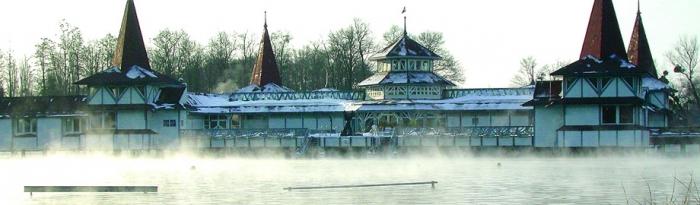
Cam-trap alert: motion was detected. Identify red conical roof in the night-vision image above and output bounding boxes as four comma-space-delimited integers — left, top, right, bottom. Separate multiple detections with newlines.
112, 0, 151, 71
580, 0, 628, 61
250, 16, 282, 86
628, 10, 657, 78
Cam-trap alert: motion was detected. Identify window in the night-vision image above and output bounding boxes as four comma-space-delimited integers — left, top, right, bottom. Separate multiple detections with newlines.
472, 117, 479, 126
602, 105, 634, 124
602, 106, 617, 124
205, 115, 227, 129
17, 118, 37, 134
64, 118, 84, 133
230, 115, 241, 129
163, 120, 177, 127
90, 112, 116, 129
619, 106, 634, 124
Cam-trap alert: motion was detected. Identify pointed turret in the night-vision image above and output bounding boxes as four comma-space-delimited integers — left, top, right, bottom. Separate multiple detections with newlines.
250, 12, 282, 86
75, 0, 180, 86
627, 4, 658, 78
551, 0, 645, 76
112, 0, 151, 71
580, 0, 628, 60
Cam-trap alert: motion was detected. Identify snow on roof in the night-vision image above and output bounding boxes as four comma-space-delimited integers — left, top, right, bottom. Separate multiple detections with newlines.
369, 35, 441, 60
236, 83, 293, 93
186, 93, 357, 113
358, 88, 533, 111
642, 77, 672, 96
358, 72, 455, 86
314, 88, 339, 92
125, 65, 157, 79
188, 87, 533, 113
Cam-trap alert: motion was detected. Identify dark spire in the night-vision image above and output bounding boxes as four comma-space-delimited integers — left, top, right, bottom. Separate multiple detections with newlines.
402, 6, 407, 36
250, 12, 282, 86
579, 0, 628, 61
627, 0, 657, 77
112, 0, 150, 71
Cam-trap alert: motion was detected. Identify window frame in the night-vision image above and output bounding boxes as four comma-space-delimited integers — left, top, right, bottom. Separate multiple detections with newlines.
163, 119, 177, 127
63, 117, 85, 134
205, 115, 228, 129
16, 118, 38, 135
601, 105, 635, 125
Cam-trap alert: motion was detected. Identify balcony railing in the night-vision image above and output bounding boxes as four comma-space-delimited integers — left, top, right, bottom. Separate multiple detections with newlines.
229, 91, 365, 101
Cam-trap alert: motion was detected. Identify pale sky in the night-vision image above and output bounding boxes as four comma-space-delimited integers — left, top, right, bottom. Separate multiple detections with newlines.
1, 0, 698, 88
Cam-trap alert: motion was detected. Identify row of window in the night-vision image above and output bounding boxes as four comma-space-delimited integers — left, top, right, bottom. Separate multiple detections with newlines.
204, 115, 242, 129
90, 86, 147, 100
602, 105, 634, 124
564, 77, 637, 94
15, 112, 178, 135
376, 60, 433, 72
16, 118, 83, 135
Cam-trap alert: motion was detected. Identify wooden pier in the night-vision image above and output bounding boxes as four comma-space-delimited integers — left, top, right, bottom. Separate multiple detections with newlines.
25, 186, 157, 195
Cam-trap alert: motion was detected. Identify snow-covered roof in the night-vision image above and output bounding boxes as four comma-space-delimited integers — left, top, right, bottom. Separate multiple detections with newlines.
185, 93, 358, 113
369, 35, 441, 60
358, 88, 533, 111
236, 83, 293, 93
642, 77, 673, 96
74, 65, 181, 86
313, 88, 339, 92
358, 71, 455, 86
187, 87, 533, 113
551, 54, 648, 76
125, 65, 157, 79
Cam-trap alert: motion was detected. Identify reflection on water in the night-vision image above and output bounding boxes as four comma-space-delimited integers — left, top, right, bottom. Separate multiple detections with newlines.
0, 154, 698, 204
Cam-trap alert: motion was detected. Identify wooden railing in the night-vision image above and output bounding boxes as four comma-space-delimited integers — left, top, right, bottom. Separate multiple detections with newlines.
443, 88, 533, 99
229, 91, 365, 101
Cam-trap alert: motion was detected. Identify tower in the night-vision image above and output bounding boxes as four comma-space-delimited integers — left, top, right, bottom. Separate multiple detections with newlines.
358, 16, 454, 100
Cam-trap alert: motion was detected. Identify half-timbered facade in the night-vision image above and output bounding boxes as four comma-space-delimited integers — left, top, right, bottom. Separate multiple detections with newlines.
525, 0, 671, 148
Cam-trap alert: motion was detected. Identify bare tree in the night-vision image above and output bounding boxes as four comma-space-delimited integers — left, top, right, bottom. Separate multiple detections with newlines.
511, 56, 538, 87
0, 49, 5, 97
18, 56, 34, 96
666, 36, 699, 110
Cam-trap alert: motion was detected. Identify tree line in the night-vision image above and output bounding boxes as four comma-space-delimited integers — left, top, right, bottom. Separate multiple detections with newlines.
0, 19, 464, 97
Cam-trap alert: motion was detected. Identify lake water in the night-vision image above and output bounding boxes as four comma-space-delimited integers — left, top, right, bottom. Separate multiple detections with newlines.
1, 153, 699, 204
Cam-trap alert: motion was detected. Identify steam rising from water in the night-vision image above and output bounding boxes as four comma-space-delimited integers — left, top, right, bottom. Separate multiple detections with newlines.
0, 153, 698, 204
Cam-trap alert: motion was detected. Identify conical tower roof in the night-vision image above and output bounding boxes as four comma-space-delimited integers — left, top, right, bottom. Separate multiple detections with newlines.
579, 0, 628, 60
627, 7, 657, 78
75, 0, 180, 86
551, 0, 646, 76
112, 0, 151, 71
250, 13, 282, 86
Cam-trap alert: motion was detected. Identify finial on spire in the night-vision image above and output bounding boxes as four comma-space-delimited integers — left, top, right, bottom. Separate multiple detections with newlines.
402, 6, 407, 36
264, 11, 268, 28
637, 0, 641, 14
404, 16, 407, 36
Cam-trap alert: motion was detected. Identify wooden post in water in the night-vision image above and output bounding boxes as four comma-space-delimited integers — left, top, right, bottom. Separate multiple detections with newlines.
284, 181, 437, 191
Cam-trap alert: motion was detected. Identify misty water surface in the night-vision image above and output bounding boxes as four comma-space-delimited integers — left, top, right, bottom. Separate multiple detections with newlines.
0, 153, 698, 204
